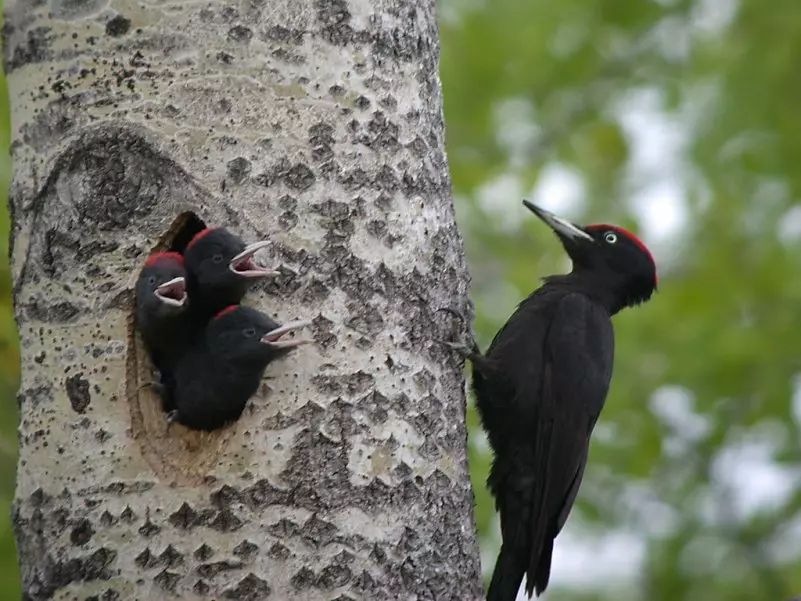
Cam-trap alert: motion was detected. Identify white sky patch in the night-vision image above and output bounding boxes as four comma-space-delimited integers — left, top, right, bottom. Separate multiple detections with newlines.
528, 162, 587, 218
475, 278, 522, 324
678, 534, 729, 575
620, 481, 681, 538
548, 523, 646, 592
475, 173, 527, 232
469, 424, 491, 455
494, 98, 541, 169
767, 511, 801, 563
777, 206, 801, 246
650, 16, 692, 62
649, 385, 712, 451
549, 21, 589, 59
437, 0, 486, 26
691, 0, 740, 36
481, 519, 648, 599
616, 88, 687, 175
710, 436, 799, 522
613, 86, 693, 264
632, 178, 688, 244
793, 374, 801, 429
741, 178, 791, 238
592, 421, 622, 446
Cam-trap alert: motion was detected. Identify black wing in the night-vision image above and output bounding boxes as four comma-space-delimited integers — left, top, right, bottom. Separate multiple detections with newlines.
524, 292, 614, 594
473, 290, 553, 457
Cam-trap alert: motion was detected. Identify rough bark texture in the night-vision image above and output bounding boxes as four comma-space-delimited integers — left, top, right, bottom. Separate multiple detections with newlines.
4, 0, 483, 598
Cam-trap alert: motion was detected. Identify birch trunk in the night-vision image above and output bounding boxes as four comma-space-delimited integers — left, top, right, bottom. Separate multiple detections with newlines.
3, 0, 483, 598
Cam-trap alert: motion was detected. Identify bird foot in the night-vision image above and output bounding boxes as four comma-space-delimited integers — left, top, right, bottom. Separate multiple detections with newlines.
434, 307, 481, 360
126, 380, 160, 401
436, 339, 477, 358
165, 410, 179, 434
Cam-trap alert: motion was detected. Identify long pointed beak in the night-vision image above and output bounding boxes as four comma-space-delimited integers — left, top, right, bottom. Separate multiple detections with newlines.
260, 319, 314, 349
523, 200, 593, 241
154, 276, 188, 308
229, 240, 281, 278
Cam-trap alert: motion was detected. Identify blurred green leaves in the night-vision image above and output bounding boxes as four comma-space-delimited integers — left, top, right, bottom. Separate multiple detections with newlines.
0, 6, 20, 597
440, 0, 801, 598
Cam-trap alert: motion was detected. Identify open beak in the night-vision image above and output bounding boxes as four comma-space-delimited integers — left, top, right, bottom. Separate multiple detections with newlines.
229, 240, 281, 279
523, 200, 593, 242
154, 277, 188, 308
260, 319, 314, 350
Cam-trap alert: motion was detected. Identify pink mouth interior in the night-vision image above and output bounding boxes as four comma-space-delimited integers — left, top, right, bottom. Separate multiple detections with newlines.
159, 283, 186, 300
236, 257, 258, 272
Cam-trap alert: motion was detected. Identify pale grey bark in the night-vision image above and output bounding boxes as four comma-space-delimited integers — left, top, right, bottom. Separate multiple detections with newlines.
4, 0, 483, 598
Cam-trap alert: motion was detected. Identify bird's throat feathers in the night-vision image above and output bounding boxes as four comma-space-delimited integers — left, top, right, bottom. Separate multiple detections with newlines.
540, 273, 652, 315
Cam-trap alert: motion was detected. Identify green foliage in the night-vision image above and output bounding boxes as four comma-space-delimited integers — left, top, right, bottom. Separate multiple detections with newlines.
0, 4, 20, 595
0, 1, 20, 592
440, 0, 801, 599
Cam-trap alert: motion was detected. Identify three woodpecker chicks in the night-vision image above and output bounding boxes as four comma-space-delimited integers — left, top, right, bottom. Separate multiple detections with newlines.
135, 227, 311, 431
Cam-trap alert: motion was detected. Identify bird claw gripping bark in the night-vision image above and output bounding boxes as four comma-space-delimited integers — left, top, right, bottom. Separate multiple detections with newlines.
165, 409, 179, 433
126, 379, 165, 401
435, 307, 481, 360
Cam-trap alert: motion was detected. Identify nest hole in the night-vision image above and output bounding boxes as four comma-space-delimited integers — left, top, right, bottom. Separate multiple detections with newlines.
125, 212, 238, 486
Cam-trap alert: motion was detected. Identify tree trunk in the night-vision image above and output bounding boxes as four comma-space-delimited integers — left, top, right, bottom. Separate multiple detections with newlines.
4, 0, 483, 598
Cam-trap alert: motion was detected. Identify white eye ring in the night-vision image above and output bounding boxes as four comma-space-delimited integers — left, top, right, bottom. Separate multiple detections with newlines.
604, 232, 618, 244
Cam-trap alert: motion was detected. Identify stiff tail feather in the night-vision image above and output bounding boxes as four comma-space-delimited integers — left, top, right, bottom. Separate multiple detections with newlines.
487, 543, 526, 601
531, 534, 554, 597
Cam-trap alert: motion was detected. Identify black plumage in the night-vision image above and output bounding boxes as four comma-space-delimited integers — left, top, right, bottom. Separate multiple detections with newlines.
446, 201, 657, 600
135, 252, 190, 410
183, 227, 279, 322
168, 305, 311, 431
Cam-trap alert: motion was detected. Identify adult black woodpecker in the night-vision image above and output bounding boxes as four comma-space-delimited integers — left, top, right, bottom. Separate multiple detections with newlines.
445, 201, 657, 600
183, 228, 280, 322
168, 304, 311, 431
135, 252, 191, 409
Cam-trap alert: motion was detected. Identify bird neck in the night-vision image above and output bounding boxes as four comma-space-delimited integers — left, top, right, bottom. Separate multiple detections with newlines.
206, 341, 271, 375
542, 273, 626, 315
187, 277, 247, 316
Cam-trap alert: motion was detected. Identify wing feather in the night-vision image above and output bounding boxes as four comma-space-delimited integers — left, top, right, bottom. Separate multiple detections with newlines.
523, 293, 615, 593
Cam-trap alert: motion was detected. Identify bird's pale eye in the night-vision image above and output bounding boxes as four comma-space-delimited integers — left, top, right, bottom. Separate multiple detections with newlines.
147, 276, 157, 286
211, 254, 224, 264
243, 328, 256, 338
604, 232, 618, 244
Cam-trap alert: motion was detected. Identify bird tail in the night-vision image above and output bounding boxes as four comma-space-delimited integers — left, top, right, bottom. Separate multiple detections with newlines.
486, 482, 533, 601
531, 535, 554, 597
488, 535, 555, 601
487, 542, 527, 601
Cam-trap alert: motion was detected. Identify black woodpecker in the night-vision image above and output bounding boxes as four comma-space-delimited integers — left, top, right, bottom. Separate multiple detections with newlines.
168, 304, 311, 431
445, 200, 657, 601
135, 251, 191, 410
183, 228, 280, 322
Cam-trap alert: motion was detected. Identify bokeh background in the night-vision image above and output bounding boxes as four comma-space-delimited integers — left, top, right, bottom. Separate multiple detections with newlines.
1, 0, 800, 599
440, 0, 801, 599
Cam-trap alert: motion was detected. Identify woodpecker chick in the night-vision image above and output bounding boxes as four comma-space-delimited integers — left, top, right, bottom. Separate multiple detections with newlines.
184, 228, 280, 321
168, 305, 311, 431
444, 201, 657, 601
135, 252, 191, 409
